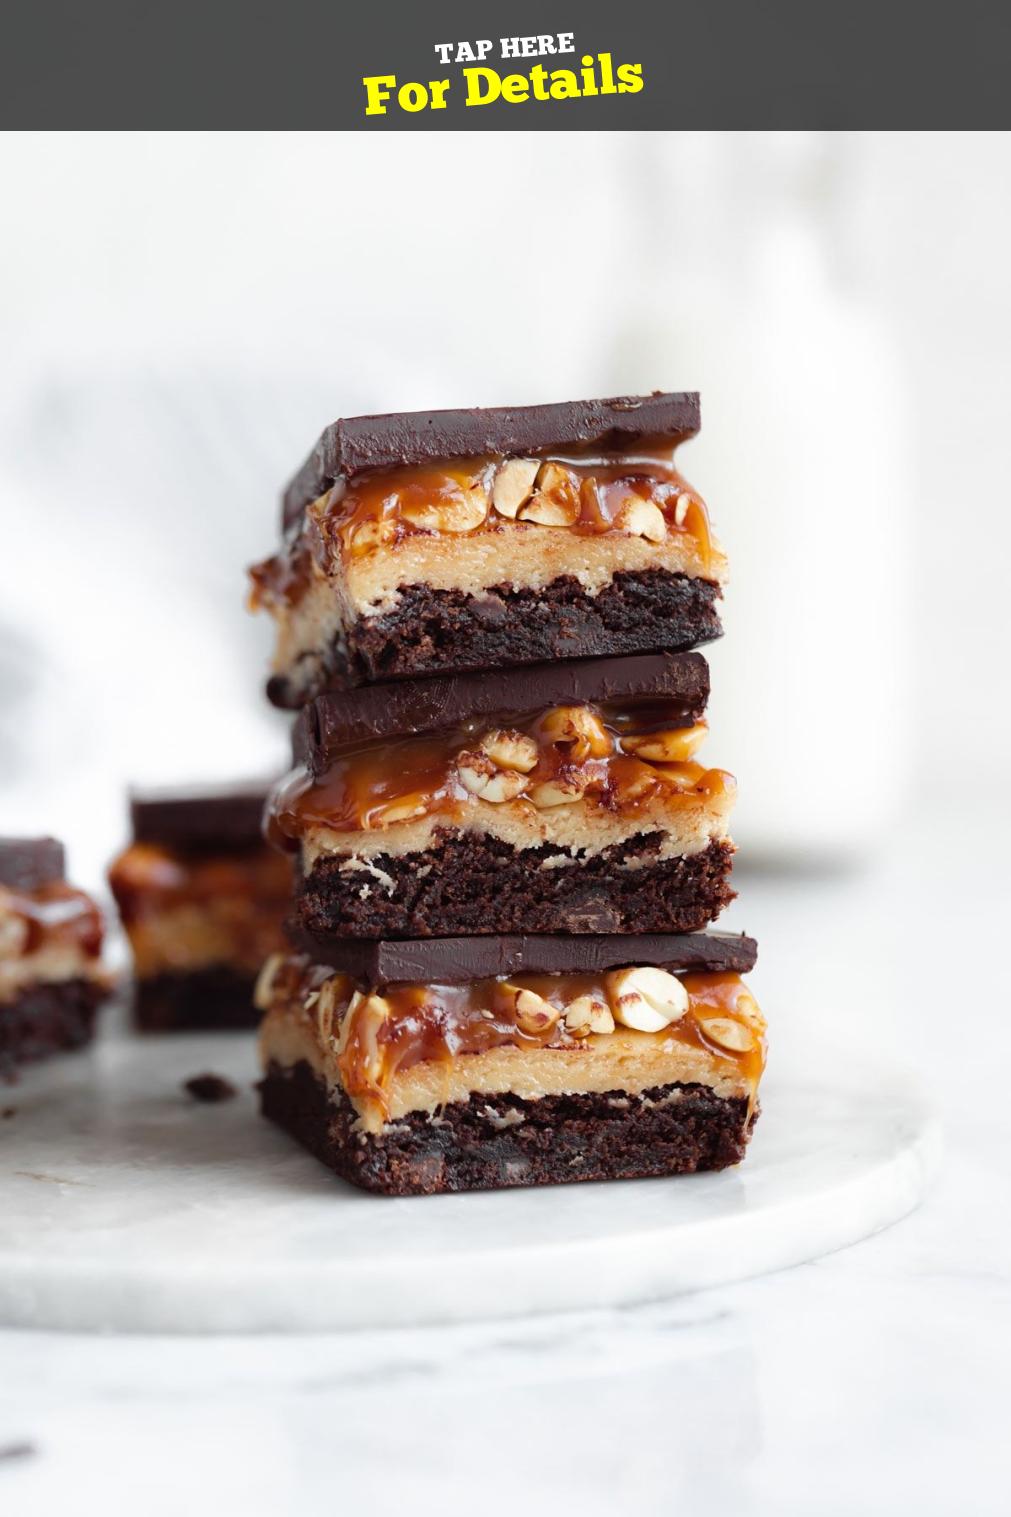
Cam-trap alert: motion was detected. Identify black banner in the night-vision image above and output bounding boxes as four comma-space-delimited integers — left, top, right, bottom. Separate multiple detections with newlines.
2, 0, 1009, 127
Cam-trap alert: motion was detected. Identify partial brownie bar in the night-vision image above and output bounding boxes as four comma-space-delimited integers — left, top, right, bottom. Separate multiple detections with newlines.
0, 837, 113, 1076
249, 393, 725, 705
255, 935, 765, 1195
108, 784, 291, 1030
269, 651, 735, 938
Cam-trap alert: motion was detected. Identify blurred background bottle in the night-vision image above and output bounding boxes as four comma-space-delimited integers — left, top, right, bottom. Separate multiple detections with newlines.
609, 132, 913, 866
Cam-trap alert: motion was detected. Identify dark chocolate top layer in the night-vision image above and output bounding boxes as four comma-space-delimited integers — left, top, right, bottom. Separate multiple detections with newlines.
0, 837, 66, 892
282, 392, 700, 527
296, 650, 709, 772
130, 784, 274, 851
286, 929, 757, 989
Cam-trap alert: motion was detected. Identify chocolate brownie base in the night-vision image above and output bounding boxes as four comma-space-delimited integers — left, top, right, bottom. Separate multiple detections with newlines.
260, 1058, 757, 1195
134, 966, 259, 1031
0, 978, 104, 1078
298, 833, 735, 940
297, 651, 710, 768
268, 568, 722, 704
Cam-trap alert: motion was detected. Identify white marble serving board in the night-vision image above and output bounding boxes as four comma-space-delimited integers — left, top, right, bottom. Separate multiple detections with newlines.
0, 1030, 938, 1334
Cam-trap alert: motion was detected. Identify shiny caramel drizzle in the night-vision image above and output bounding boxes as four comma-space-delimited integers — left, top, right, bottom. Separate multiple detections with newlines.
267, 698, 733, 843
248, 440, 712, 613
262, 954, 766, 1123
0, 882, 104, 960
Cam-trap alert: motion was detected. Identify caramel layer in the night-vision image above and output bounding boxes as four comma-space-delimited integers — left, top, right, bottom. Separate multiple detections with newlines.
108, 843, 290, 977
250, 443, 720, 618
257, 953, 766, 1135
268, 697, 731, 844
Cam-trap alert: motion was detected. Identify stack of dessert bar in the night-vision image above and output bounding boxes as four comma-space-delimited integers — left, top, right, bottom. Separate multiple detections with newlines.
249, 393, 766, 1195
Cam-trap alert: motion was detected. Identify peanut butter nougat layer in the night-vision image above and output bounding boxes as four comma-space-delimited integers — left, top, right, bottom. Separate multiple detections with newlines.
108, 785, 291, 1030
249, 393, 725, 705
269, 667, 736, 938
256, 937, 765, 1195
0, 837, 113, 1074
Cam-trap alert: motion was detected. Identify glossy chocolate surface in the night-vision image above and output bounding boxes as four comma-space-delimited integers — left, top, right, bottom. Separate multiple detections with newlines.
296, 652, 709, 771
285, 928, 758, 988
130, 784, 274, 851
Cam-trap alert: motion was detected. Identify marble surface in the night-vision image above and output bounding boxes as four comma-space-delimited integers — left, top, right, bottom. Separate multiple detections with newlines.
1, 804, 1008, 1515
0, 1032, 936, 1333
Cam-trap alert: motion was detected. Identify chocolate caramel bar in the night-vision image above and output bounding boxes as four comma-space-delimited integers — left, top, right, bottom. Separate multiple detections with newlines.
0, 837, 112, 1074
249, 393, 725, 705
108, 785, 291, 1030
256, 932, 764, 1195
268, 652, 736, 939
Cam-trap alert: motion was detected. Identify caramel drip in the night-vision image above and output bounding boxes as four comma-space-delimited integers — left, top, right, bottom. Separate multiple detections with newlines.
0, 882, 104, 959
680, 972, 767, 1119
266, 698, 732, 845
248, 441, 713, 612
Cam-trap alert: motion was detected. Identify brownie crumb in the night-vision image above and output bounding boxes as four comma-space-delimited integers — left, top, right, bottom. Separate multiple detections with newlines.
1, 1107, 16, 1119
0, 1440, 37, 1462
183, 1073, 237, 1103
